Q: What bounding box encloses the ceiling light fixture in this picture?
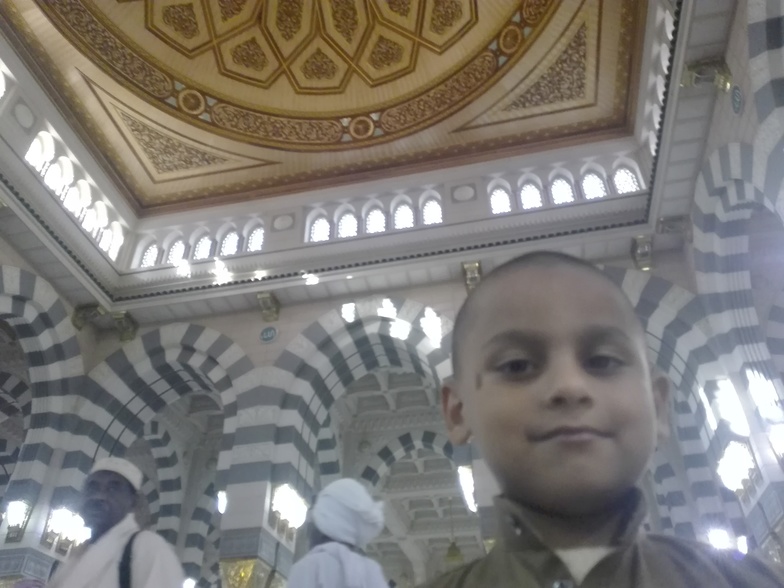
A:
[457,466,477,513]
[211,259,232,285]
[271,484,308,529]
[217,491,227,515]
[302,273,319,286]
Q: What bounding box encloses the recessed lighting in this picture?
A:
[302,273,319,285]
[346,275,353,280]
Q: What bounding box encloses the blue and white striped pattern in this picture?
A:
[359,431,453,487]
[183,481,218,581]
[0,439,19,498]
[316,415,341,487]
[0,372,30,428]
[748,0,784,204]
[0,265,83,509]
[259,296,453,498]
[143,420,182,546]
[604,266,745,538]
[52,323,247,508]
[766,289,784,379]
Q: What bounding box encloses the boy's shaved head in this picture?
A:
[441,250,669,517]
[451,251,640,377]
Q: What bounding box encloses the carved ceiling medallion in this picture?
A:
[30,0,562,150]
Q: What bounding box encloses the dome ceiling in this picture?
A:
[0,0,644,213]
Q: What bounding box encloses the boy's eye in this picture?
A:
[497,358,535,376]
[584,355,623,371]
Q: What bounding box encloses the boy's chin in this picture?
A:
[515,484,636,517]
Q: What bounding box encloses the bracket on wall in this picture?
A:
[462,261,482,293]
[681,58,732,92]
[112,312,139,342]
[257,292,281,322]
[71,303,106,330]
[656,215,692,242]
[71,304,138,341]
[631,236,654,271]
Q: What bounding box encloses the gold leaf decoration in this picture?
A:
[504,24,587,111]
[431,0,463,34]
[162,3,199,40]
[369,36,404,70]
[232,38,268,71]
[119,111,228,173]
[276,0,304,41]
[301,48,338,80]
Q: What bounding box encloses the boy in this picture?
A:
[424,251,784,587]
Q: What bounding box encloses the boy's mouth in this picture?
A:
[531,426,611,442]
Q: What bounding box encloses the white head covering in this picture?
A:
[312,479,384,550]
[90,457,143,491]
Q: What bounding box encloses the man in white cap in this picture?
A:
[287,478,388,588]
[47,457,184,588]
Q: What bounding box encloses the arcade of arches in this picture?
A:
[2,1,784,587]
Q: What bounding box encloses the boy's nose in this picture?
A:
[543,356,593,408]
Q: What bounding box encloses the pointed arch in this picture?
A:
[53,324,249,509]
[358,431,454,487]
[0,266,82,507]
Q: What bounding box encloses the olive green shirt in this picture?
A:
[421,491,784,588]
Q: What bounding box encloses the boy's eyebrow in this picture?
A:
[482,329,547,351]
[578,325,636,347]
[482,325,636,351]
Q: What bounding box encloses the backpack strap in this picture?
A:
[119,531,141,588]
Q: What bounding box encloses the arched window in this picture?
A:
[140,244,159,268]
[98,227,114,253]
[365,209,386,234]
[520,183,543,210]
[394,203,415,229]
[613,167,641,194]
[167,240,186,264]
[247,227,265,252]
[551,178,575,204]
[581,173,607,200]
[338,212,358,238]
[220,231,240,256]
[109,223,124,261]
[422,199,443,225]
[310,217,331,242]
[490,188,512,214]
[25,131,55,173]
[43,156,74,197]
[193,236,213,260]
[63,180,91,218]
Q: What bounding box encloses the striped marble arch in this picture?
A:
[359,431,454,488]
[255,296,453,499]
[143,420,182,546]
[0,372,30,428]
[52,323,248,509]
[0,265,83,508]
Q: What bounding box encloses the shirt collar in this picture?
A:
[494,487,647,552]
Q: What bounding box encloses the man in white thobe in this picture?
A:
[287,478,388,588]
[47,457,184,588]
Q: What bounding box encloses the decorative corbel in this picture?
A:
[71,303,106,331]
[257,292,280,322]
[462,261,482,293]
[631,236,654,272]
[112,311,139,342]
[681,58,732,92]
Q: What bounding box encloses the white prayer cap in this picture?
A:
[312,478,384,550]
[89,457,143,491]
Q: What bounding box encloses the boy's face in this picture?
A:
[442,264,670,516]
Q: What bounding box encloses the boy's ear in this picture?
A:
[651,368,671,442]
[442,378,472,446]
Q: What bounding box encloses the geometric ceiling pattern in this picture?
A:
[0,0,643,212]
